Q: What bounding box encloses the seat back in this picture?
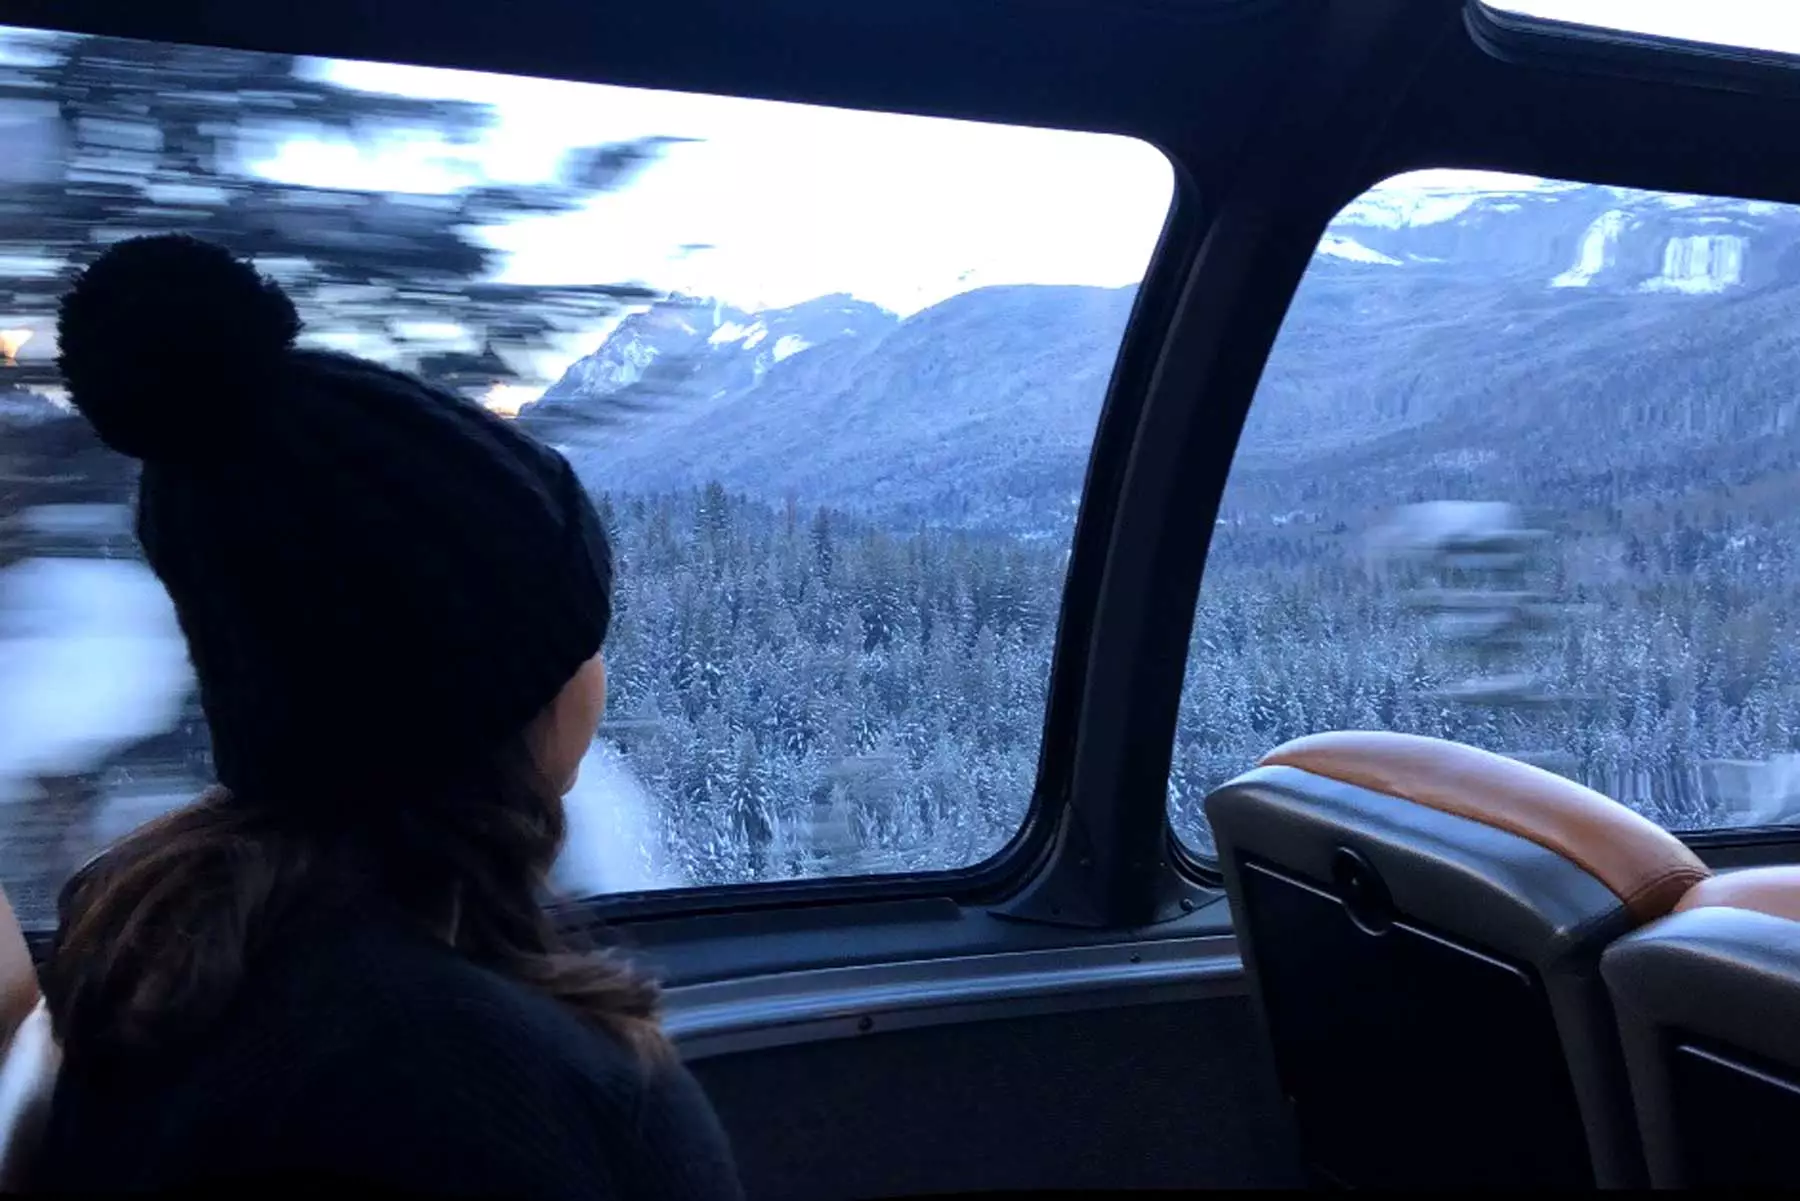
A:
[1204,730,1706,1189]
[0,888,56,1191]
[1602,866,1800,1189]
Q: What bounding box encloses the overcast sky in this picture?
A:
[1487,0,1800,55]
[256,58,1177,319]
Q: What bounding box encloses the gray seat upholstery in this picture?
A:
[1205,730,1707,1190]
[1602,866,1800,1189]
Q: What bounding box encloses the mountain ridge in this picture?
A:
[514,180,1800,538]
[4,179,1789,542]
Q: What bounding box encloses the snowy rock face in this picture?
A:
[1550,210,1630,288]
[1317,234,1402,266]
[1328,181,1799,294]
[1549,214,1749,294]
[1644,234,1746,294]
[522,292,897,430]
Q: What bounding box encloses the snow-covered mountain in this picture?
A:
[517,292,897,443]
[15,177,1783,557]
[1325,180,1800,294]
[526,284,1133,534]
[513,178,1800,535]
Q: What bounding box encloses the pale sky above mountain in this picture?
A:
[259,62,1573,326]
[1486,0,1800,55]
[262,1,1800,318]
[257,58,1179,320]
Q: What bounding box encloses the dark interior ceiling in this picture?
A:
[0,0,1303,138]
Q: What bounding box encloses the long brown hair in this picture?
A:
[42,740,666,1064]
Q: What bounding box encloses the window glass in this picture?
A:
[1172,170,1800,857]
[0,27,1174,922]
[1481,1,1800,58]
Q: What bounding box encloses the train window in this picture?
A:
[1481,1,1800,57]
[0,26,1173,923]
[1172,170,1800,858]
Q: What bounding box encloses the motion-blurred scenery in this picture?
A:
[1,24,1797,923]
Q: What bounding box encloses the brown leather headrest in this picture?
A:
[1674,866,1800,923]
[1261,731,1708,922]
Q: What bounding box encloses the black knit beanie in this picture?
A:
[54,234,614,800]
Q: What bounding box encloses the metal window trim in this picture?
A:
[667,932,1244,1060]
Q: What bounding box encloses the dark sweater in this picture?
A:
[34,909,745,1201]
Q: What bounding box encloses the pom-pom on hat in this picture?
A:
[56,235,301,462]
[55,234,614,799]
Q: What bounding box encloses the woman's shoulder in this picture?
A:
[282,914,646,1098]
[257,917,743,1201]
